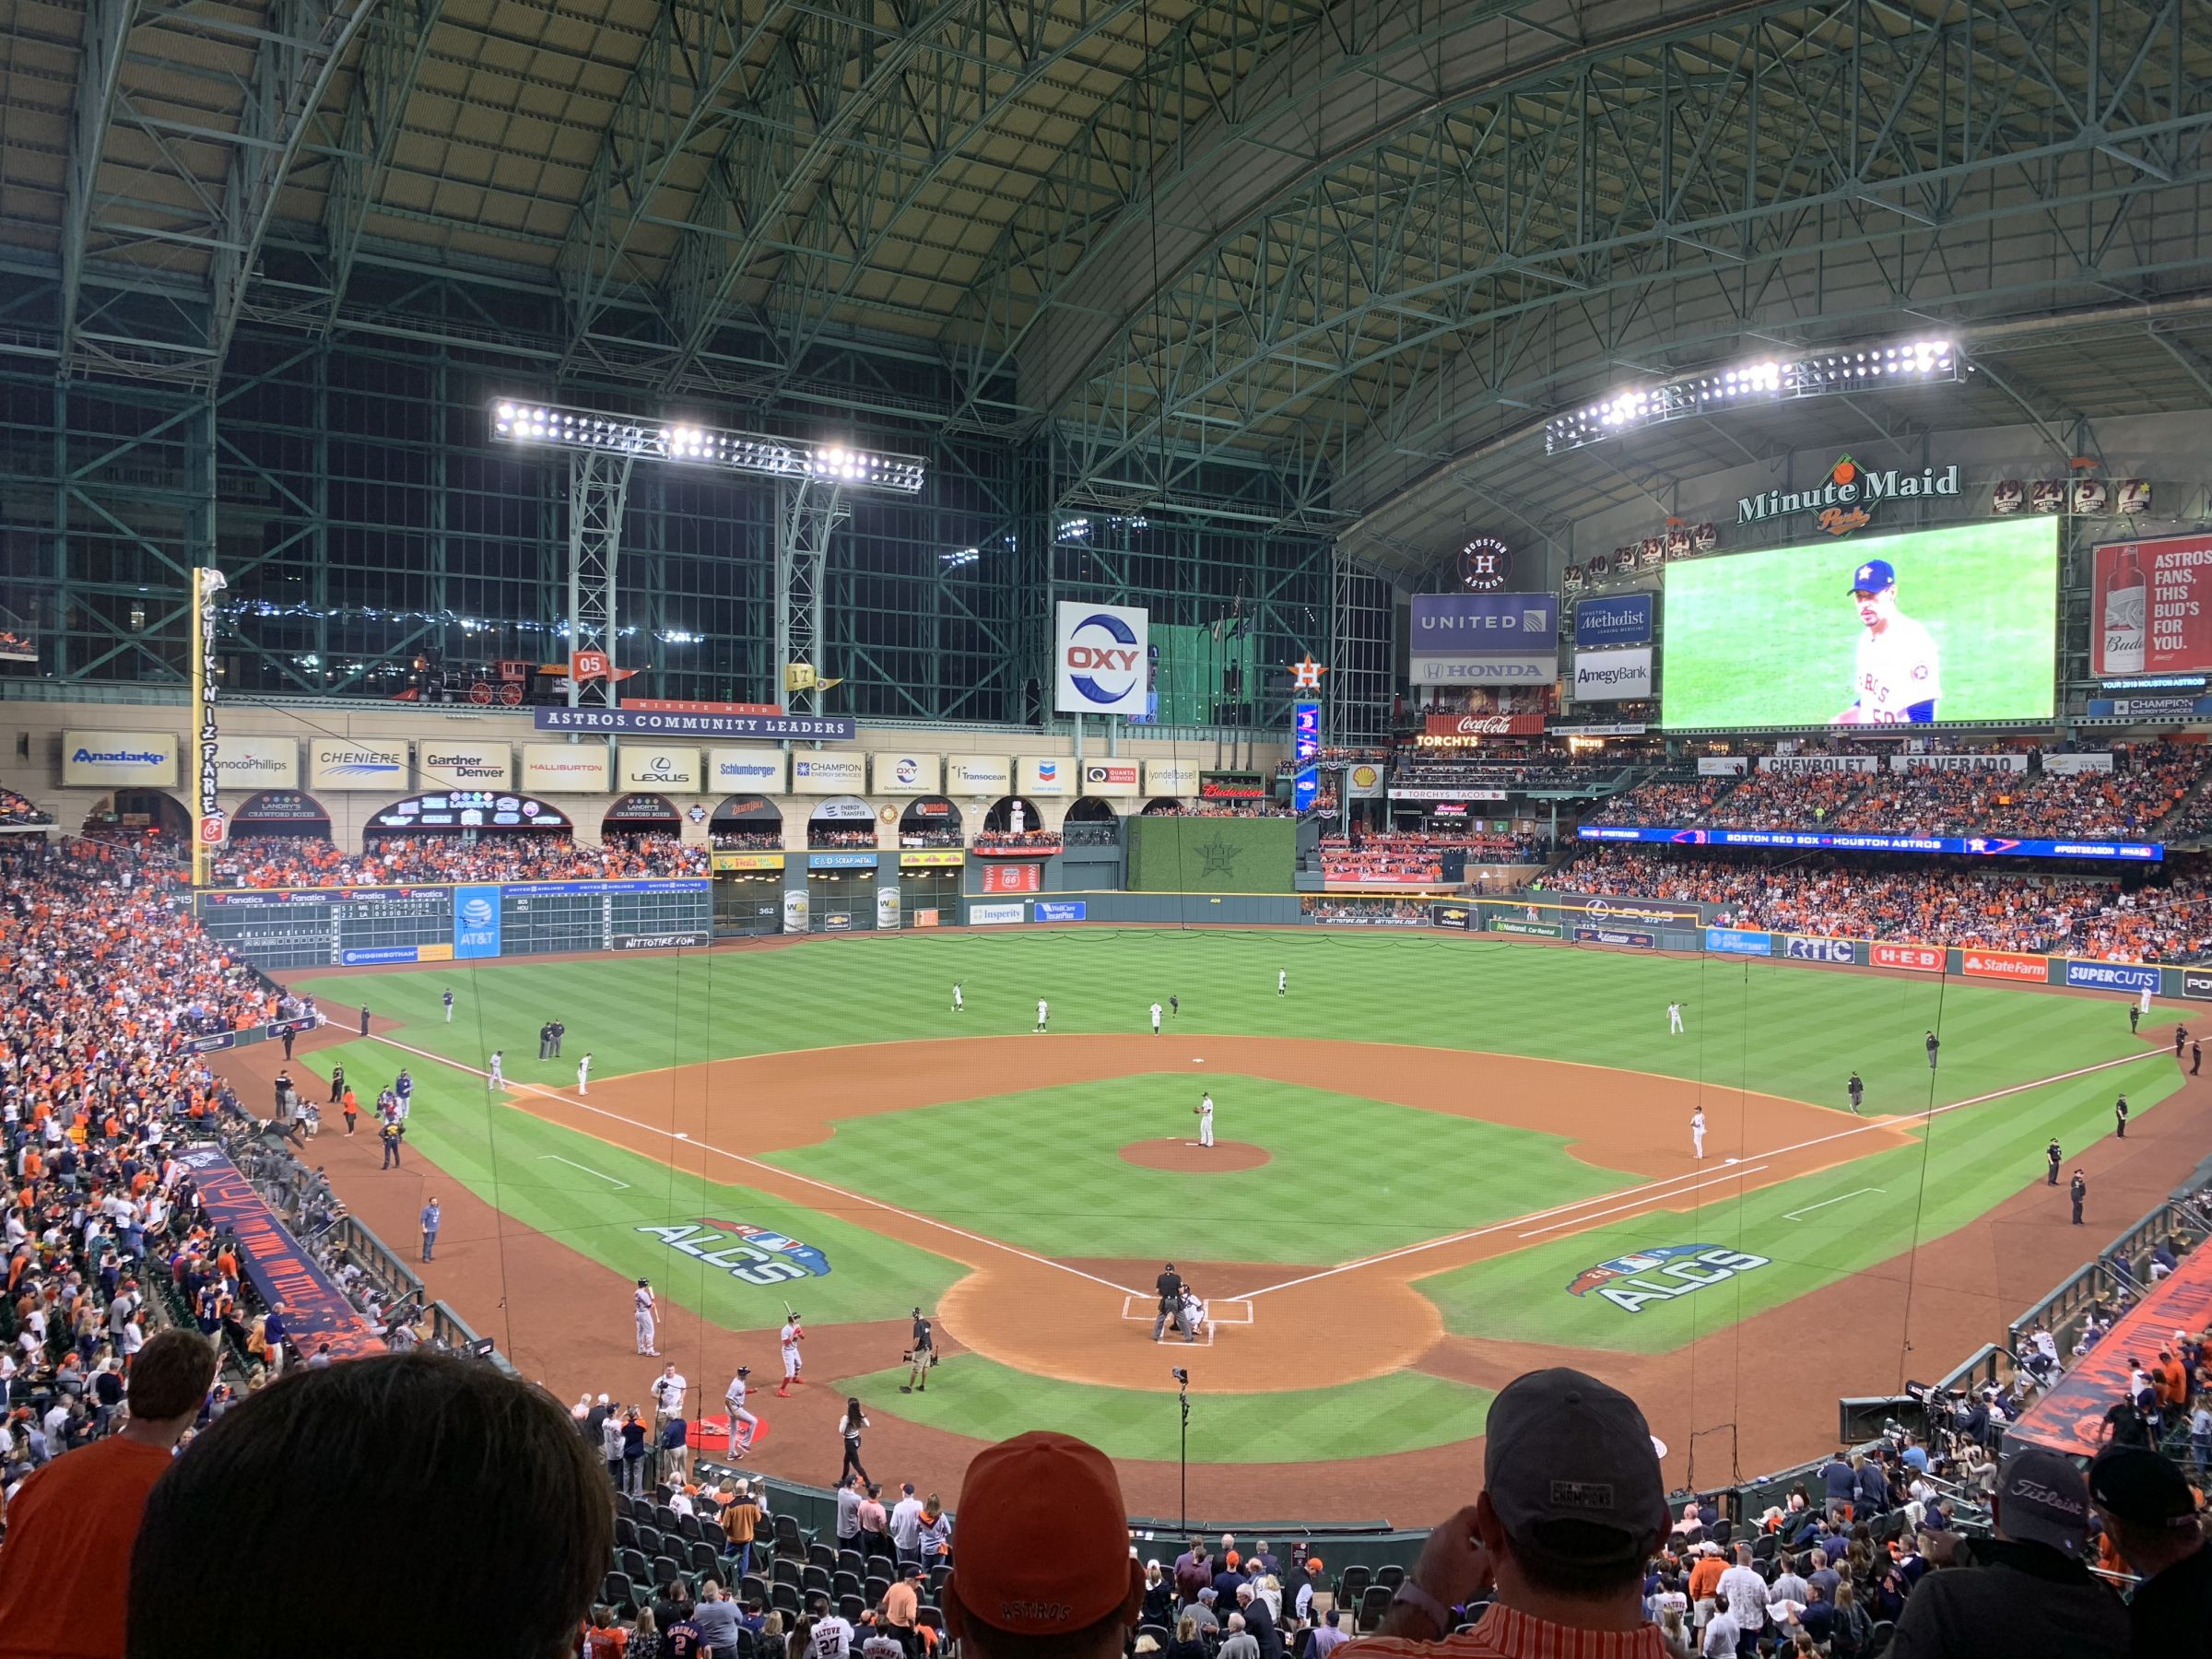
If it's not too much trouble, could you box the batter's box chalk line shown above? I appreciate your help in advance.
[1119,1296,1254,1342]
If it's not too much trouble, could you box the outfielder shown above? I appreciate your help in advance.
[443,989,454,1023]
[1690,1108,1706,1160]
[1277,969,1287,996]
[952,982,963,1013]
[1035,997,1049,1033]
[724,1365,758,1454]
[1667,1001,1686,1036]
[1833,558,1942,724]
[633,1277,658,1356]
[778,1311,805,1396]
[488,1050,503,1089]
[1195,1091,1216,1148]
[1150,1001,1163,1034]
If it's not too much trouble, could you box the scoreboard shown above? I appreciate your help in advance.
[196,879,712,970]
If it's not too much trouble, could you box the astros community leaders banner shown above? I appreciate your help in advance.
[1661,519,2058,728]
[1126,817,1294,893]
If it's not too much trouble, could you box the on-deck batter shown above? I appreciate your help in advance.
[779,1312,805,1395]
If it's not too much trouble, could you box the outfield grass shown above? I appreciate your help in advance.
[832,1355,1493,1464]
[767,1076,1637,1261]
[1418,1051,2182,1352]
[291,929,2159,1121]
[309,1036,963,1327]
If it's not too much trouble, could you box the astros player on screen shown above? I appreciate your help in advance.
[1834,557,1942,724]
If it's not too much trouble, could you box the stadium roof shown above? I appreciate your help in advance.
[6,0,2212,571]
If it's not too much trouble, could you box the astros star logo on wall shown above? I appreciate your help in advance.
[1289,655,1328,690]
[1195,830,1241,877]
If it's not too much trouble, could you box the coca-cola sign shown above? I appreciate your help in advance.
[1423,713,1547,736]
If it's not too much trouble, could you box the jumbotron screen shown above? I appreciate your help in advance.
[1661,519,2058,729]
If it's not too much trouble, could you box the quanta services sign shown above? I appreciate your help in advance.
[1568,1243,1772,1312]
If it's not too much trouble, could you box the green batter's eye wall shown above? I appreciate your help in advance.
[1125,817,1295,894]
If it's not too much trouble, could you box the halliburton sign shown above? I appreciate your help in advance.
[1422,713,1548,737]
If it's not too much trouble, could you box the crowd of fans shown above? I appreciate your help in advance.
[1590,775,1743,826]
[1701,770,1866,829]
[1392,760,1613,791]
[973,828,1063,849]
[808,829,882,850]
[712,830,786,851]
[210,833,709,888]
[1829,749,2203,839]
[0,788,52,829]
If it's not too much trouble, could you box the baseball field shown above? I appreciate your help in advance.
[257,927,2204,1522]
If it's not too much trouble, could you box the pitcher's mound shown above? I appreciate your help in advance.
[1119,1139,1271,1172]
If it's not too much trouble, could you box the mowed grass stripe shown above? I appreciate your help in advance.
[833,1357,1494,1465]
[767,1077,1638,1262]
[1417,1053,2180,1353]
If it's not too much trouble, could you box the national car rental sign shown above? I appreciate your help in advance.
[1054,601,1149,717]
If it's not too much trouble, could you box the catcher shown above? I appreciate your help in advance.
[900,1307,936,1394]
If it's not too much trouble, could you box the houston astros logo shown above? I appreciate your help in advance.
[1194,830,1241,878]
[1288,655,1327,690]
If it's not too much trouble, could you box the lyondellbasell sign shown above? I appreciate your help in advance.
[1736,454,1960,536]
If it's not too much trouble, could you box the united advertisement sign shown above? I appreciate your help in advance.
[1408,593,1559,685]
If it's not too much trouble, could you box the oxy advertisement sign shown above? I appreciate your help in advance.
[1872,942,1944,972]
[214,736,299,789]
[453,885,502,959]
[521,744,612,794]
[1574,593,1654,648]
[418,742,512,791]
[1408,594,1559,685]
[309,740,407,791]
[871,753,937,794]
[1145,760,1200,796]
[1783,935,1858,964]
[1053,601,1149,716]
[1961,948,2047,982]
[790,754,866,794]
[1571,647,1653,701]
[63,730,181,788]
[618,746,700,792]
[708,747,788,794]
[1705,926,1772,956]
[945,755,1013,794]
[2065,960,2160,993]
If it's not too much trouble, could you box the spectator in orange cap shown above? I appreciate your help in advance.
[943,1430,1144,1659]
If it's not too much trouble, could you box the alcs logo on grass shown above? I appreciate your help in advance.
[637,1218,831,1285]
[1566,1243,1771,1312]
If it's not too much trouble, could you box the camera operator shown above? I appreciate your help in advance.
[900,1308,935,1394]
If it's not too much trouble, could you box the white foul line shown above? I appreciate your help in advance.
[361,1032,1144,1299]
[1783,1187,1882,1221]
[1516,1166,1771,1239]
[538,1153,629,1190]
[1231,1048,2159,1300]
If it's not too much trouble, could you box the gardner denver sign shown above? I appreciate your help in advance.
[1737,454,1960,536]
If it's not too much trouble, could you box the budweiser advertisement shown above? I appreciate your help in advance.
[1960,948,2047,982]
[2091,534,2212,677]
[1871,942,1944,972]
[1422,713,1548,737]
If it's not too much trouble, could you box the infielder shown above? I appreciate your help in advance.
[443,989,454,1023]
[778,1312,805,1396]
[1833,558,1942,724]
[952,982,963,1013]
[2141,983,2155,1018]
[1150,1001,1163,1034]
[1195,1091,1216,1148]
[488,1050,503,1089]
[633,1277,658,1356]
[577,1052,592,1094]
[1667,1001,1686,1036]
[724,1365,758,1454]
[1277,969,1287,996]
[1690,1108,1706,1160]
[1035,997,1049,1033]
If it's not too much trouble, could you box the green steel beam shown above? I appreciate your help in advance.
[321,0,446,330]
[58,0,139,371]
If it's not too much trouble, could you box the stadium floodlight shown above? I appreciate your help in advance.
[1544,338,1959,455]
[491,401,925,494]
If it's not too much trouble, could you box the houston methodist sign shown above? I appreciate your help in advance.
[1053,601,1149,716]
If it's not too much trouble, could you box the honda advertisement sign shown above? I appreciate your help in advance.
[1054,601,1149,716]
[1408,593,1559,685]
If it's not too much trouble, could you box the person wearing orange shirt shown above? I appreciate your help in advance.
[1688,1541,1727,1624]
[0,1328,216,1659]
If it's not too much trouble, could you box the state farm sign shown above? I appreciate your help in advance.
[1422,713,1547,737]
[1961,948,2047,982]
[1872,942,1944,972]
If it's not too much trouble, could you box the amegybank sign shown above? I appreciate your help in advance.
[63,730,179,788]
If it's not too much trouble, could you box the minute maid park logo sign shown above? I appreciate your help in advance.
[1736,453,1960,536]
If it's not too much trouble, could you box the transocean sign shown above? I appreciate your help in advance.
[1736,454,1961,536]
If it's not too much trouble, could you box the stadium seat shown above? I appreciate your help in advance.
[741,1574,771,1608]
[637,1525,665,1559]
[1711,1521,1733,1547]
[865,1575,891,1606]
[804,1565,833,1595]
[810,1541,838,1571]
[679,1512,707,1544]
[834,1571,862,1602]
[1869,1618,1895,1655]
[615,1516,638,1549]
[1336,1566,1371,1606]
[771,1583,803,1619]
[838,1548,867,1579]
[774,1515,806,1554]
[1356,1585,1392,1632]
[773,1559,804,1590]
[1752,1534,1777,1562]
[840,1594,866,1624]
[690,1539,723,1575]
[1373,1565,1405,1592]
[619,1547,651,1584]
[917,1609,945,1636]
[655,1504,683,1535]
[1138,1627,1171,1650]
[601,1571,637,1618]
[926,1564,949,1600]
[653,1554,686,1589]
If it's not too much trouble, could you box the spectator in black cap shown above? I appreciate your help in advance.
[1341,1367,1671,1655]
[2088,1445,2212,1651]
[1884,1445,2125,1659]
